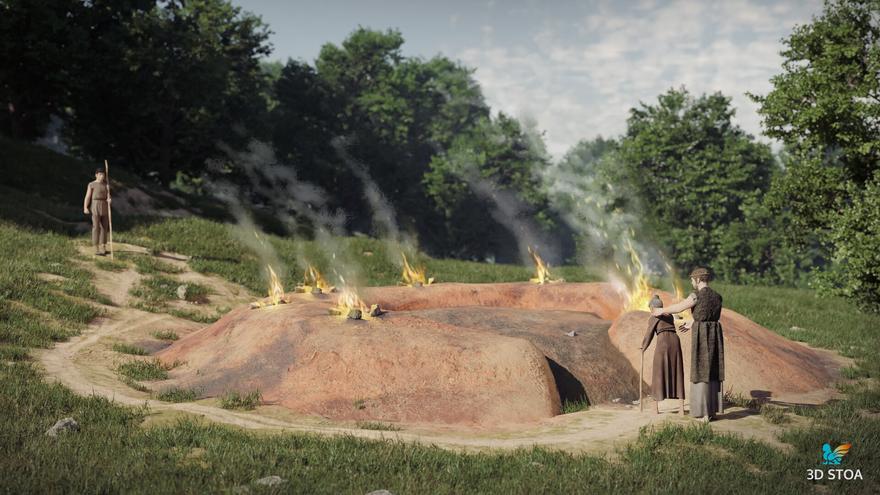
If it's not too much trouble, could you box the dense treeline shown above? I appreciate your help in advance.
[1,0,878,310]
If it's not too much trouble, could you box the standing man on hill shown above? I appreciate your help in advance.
[83,168,111,256]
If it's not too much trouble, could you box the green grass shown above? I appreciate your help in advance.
[129,276,212,314]
[355,421,402,431]
[116,217,602,296]
[121,376,151,393]
[759,404,790,424]
[561,398,590,414]
[155,386,199,403]
[111,342,149,356]
[167,308,222,323]
[0,170,878,493]
[0,344,29,361]
[219,390,262,410]
[117,252,184,275]
[151,330,179,341]
[116,359,169,381]
[93,257,129,272]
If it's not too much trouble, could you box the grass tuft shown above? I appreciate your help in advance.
[112,342,149,356]
[356,421,401,431]
[155,386,199,403]
[219,390,262,410]
[116,359,169,381]
[561,398,590,414]
[151,330,179,341]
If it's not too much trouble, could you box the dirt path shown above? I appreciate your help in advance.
[36,246,828,455]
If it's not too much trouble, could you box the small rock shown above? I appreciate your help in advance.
[311,287,322,295]
[46,417,79,437]
[347,308,363,320]
[254,476,286,487]
[369,304,384,317]
[366,491,394,495]
[564,330,577,337]
[412,281,423,288]
[176,284,188,300]
[612,397,622,404]
[790,326,805,332]
[530,461,544,468]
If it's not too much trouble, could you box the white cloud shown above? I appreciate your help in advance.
[458,0,822,158]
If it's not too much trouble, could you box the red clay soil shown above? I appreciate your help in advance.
[156,282,842,426]
[608,292,842,403]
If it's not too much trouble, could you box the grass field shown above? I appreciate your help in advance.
[0,140,877,493]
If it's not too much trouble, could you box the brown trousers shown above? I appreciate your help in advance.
[91,200,109,247]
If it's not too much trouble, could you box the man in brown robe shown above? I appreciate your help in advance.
[83,169,111,255]
[641,295,685,414]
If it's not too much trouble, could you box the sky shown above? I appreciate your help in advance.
[235,0,824,158]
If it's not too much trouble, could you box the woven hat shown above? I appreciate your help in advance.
[689,267,713,282]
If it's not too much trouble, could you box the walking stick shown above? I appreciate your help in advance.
[104,160,114,260]
[719,381,724,415]
[639,351,644,412]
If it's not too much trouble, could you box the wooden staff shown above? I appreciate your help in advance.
[639,351,644,412]
[104,160,114,259]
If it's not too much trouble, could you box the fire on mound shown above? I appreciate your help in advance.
[155,283,842,427]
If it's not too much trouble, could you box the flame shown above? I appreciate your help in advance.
[251,264,287,308]
[401,253,434,286]
[336,285,368,314]
[303,264,335,292]
[330,275,374,318]
[665,262,691,319]
[622,241,652,312]
[528,246,561,284]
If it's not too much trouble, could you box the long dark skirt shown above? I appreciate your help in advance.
[691,321,724,382]
[652,331,685,400]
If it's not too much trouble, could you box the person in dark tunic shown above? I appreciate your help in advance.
[82,169,111,256]
[651,267,724,422]
[641,295,685,415]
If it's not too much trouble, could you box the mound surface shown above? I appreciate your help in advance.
[156,282,842,426]
[608,293,842,403]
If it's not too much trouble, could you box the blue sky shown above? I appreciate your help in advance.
[235,0,823,157]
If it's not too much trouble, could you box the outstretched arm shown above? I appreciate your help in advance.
[651,293,696,316]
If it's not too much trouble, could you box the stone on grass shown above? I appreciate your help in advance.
[46,417,79,437]
[254,475,286,486]
[366,491,394,495]
[176,284,189,300]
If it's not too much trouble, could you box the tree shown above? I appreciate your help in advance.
[66,0,272,182]
[423,114,558,262]
[617,88,776,269]
[308,28,489,248]
[0,0,92,139]
[752,0,880,309]
[750,0,880,186]
[822,171,880,312]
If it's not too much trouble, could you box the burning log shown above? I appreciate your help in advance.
[301,264,335,293]
[401,253,434,287]
[328,284,383,320]
[528,246,563,284]
[250,264,288,309]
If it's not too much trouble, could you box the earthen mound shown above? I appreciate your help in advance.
[156,282,843,426]
[608,293,842,402]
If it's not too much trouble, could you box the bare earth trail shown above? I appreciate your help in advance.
[36,244,838,455]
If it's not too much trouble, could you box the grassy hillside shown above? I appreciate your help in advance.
[0,139,877,493]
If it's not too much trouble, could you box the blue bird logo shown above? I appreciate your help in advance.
[821,443,851,465]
